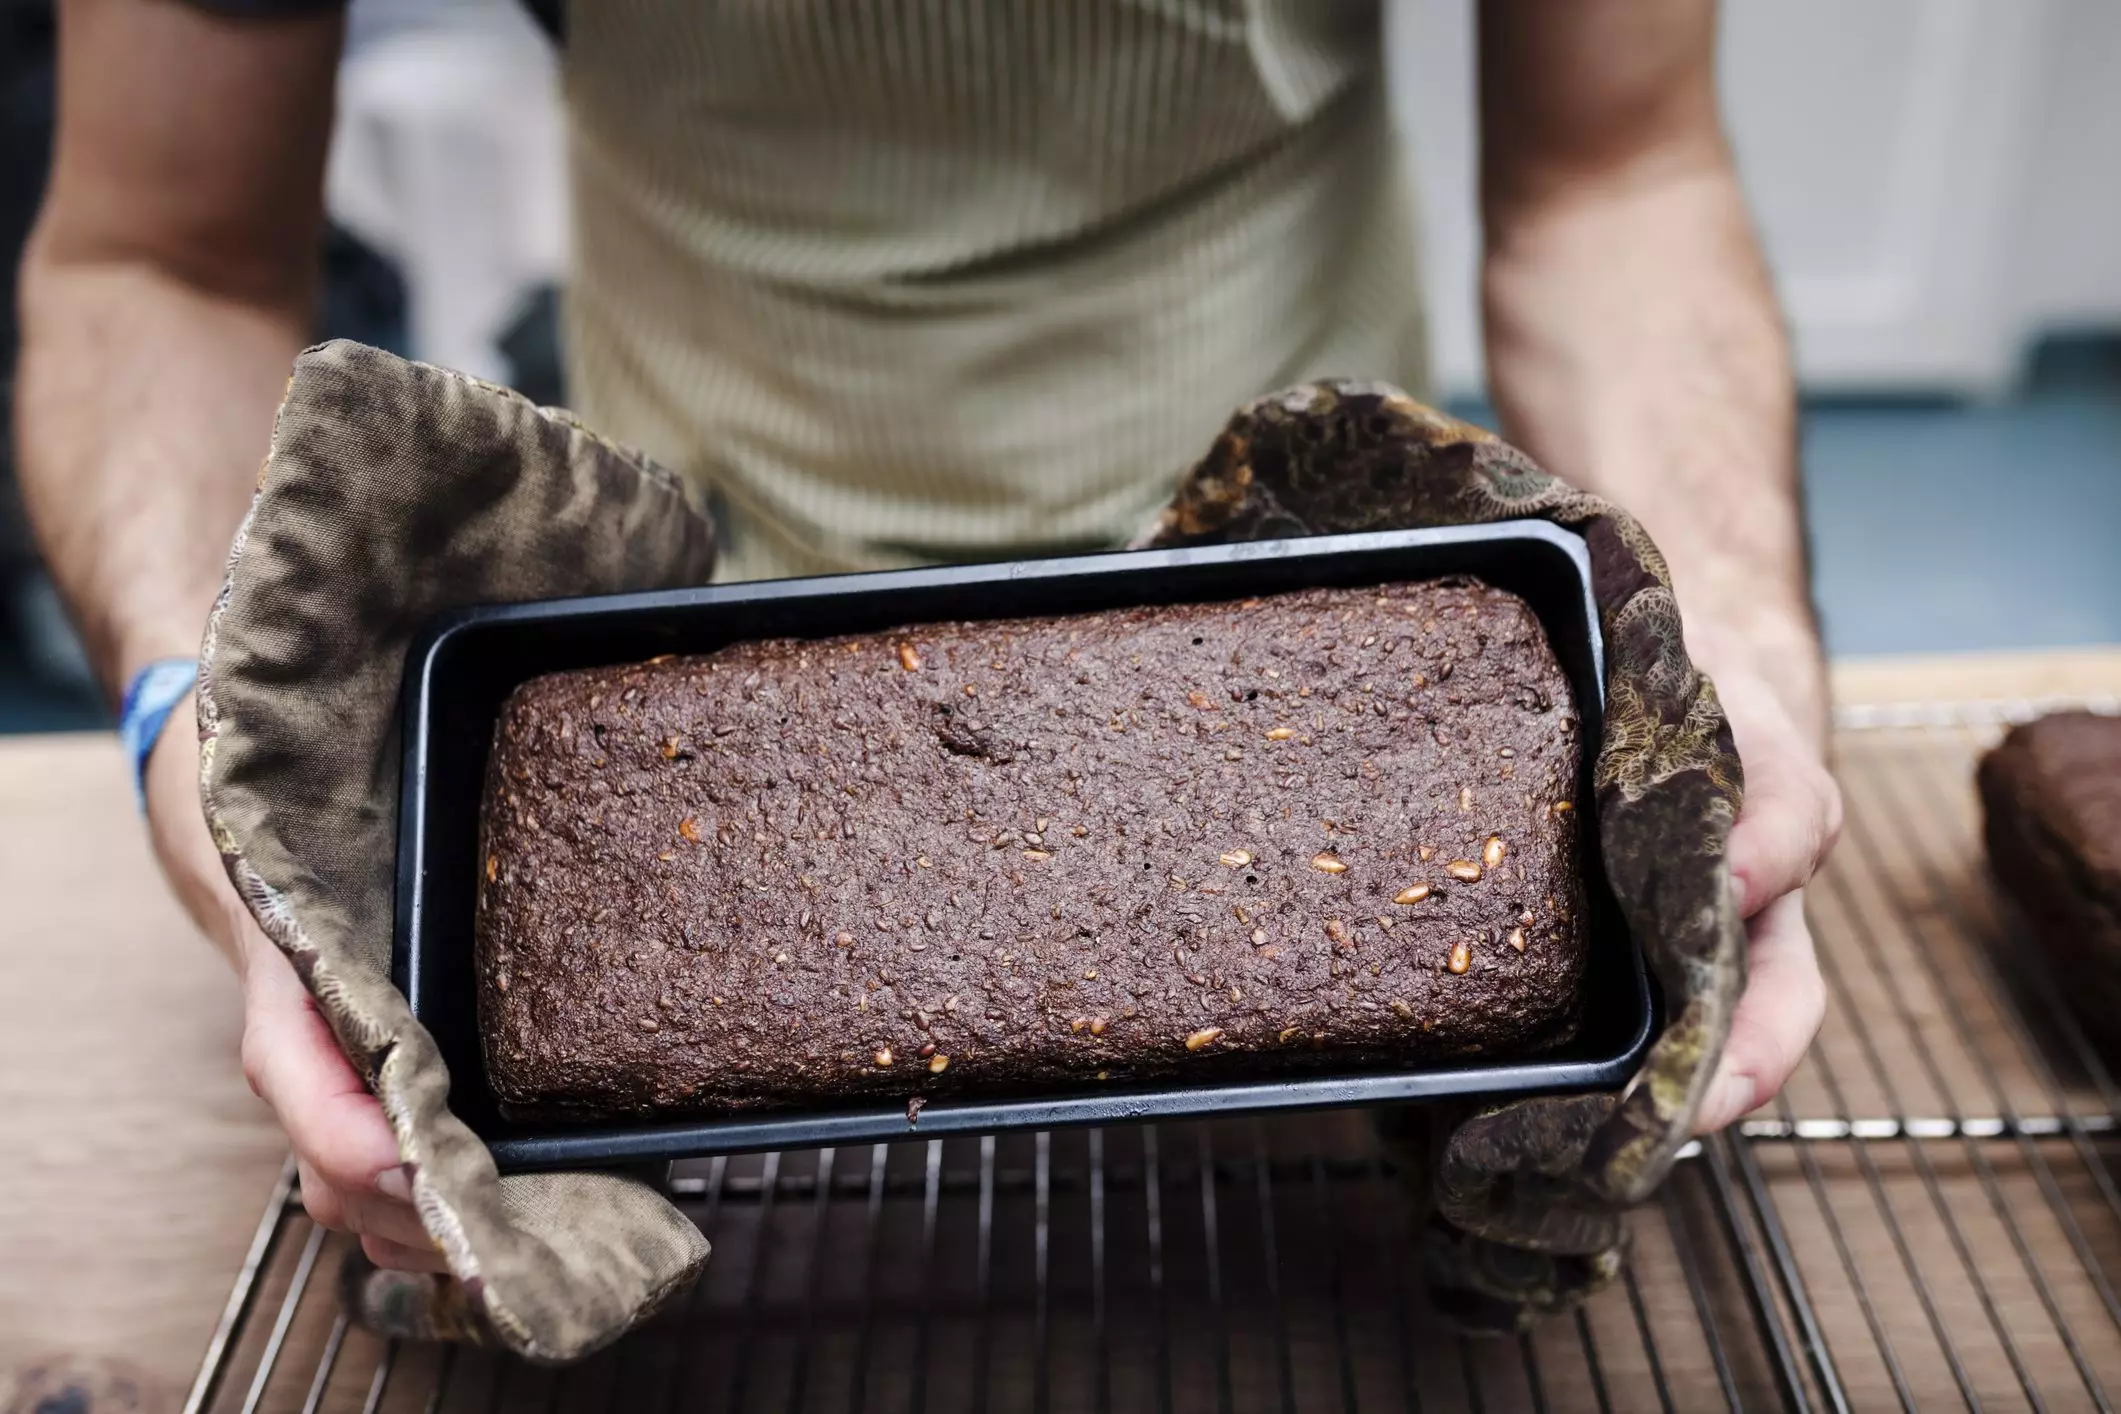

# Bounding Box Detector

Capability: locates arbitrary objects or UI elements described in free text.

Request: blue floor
[1803,385,2121,656]
[0,670,104,733]
[1462,337,2121,659]
[4,354,2117,734]
[0,580,103,734]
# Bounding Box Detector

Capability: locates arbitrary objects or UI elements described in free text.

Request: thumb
[241,943,403,1198]
[1694,892,1824,1133]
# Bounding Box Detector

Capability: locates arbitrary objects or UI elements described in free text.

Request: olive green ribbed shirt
[563,0,1425,582]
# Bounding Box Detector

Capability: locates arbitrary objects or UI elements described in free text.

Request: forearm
[1482,161,1820,741]
[21,0,339,699]
[1471,0,1836,1142]
[16,249,308,697]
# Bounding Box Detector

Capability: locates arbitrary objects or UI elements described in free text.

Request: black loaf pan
[394,522,1653,1171]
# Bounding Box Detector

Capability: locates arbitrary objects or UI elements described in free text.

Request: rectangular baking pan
[395,521,1654,1171]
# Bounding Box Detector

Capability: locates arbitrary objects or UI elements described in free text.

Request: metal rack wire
[180,708,2121,1413]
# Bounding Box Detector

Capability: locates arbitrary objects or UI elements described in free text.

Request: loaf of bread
[475,579,1588,1119]
[1978,712,2121,1047]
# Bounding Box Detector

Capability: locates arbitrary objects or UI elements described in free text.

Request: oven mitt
[198,340,717,1364]
[201,350,1729,1358]
[1143,382,1745,1332]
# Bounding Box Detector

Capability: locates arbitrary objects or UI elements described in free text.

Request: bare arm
[17,0,438,1272]
[19,0,338,702]
[1477,0,1839,1132]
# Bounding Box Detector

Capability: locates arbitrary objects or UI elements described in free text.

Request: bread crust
[475,579,1587,1119]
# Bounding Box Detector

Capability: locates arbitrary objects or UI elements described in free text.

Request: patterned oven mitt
[200,341,718,1362]
[202,345,1736,1359]
[1143,382,1746,1332]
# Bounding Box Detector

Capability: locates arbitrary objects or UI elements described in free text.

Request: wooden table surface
[3,648,2116,1410]
[1,736,284,1411]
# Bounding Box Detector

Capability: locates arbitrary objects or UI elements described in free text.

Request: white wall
[1395,0,2121,400]
[2011,1,2121,336]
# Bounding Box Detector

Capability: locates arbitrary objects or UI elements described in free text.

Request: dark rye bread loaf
[475,579,1588,1120]
[1978,712,2121,1048]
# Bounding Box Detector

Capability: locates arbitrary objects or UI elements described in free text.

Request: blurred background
[1,0,2115,733]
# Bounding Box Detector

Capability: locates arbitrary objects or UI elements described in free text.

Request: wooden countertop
[1830,644,2121,713]
[4,648,2116,1407]
[0,736,284,1410]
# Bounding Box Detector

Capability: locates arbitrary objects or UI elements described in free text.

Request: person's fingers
[297,1156,432,1258]
[1725,748,1842,918]
[296,1157,347,1232]
[343,1190,435,1250]
[1711,666,1843,919]
[361,1233,453,1275]
[1695,891,1825,1133]
[241,944,403,1203]
[152,695,439,1267]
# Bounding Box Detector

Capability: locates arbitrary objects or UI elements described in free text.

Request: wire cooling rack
[180,707,2121,1413]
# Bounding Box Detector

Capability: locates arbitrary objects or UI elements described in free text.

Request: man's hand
[146,701,444,1273]
[1689,634,1842,1133]
[1477,0,1839,1131]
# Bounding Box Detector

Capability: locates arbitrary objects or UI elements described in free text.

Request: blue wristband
[119,657,200,813]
